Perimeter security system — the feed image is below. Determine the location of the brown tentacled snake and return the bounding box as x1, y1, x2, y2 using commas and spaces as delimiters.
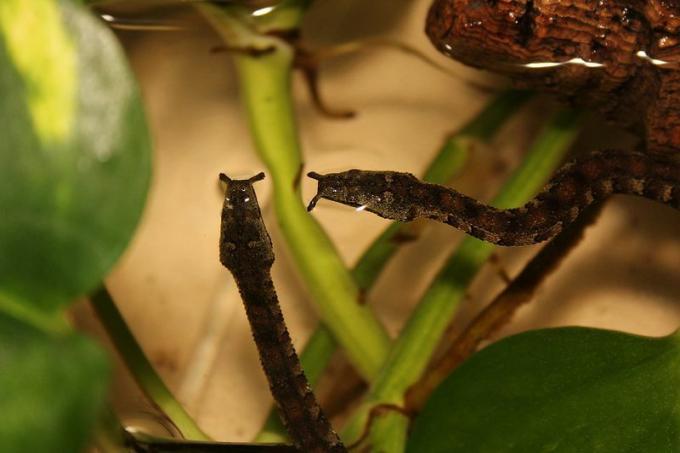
307, 150, 680, 246
219, 173, 346, 453
308, 0, 680, 246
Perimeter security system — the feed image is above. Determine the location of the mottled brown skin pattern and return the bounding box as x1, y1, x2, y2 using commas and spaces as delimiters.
426, 0, 680, 155
219, 173, 346, 453
308, 150, 680, 246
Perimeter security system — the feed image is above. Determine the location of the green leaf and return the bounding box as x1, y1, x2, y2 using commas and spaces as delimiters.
408, 327, 680, 453
0, 312, 110, 453
0, 0, 151, 317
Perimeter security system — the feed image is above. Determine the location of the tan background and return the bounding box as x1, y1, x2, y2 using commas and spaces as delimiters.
76, 0, 680, 442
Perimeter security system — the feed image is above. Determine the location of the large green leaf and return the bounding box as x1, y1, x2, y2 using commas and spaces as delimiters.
0, 0, 151, 318
0, 312, 110, 453
408, 327, 680, 452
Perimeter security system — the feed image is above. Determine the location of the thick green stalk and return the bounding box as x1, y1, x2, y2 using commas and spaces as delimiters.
91, 287, 210, 441
199, 4, 391, 380
343, 109, 584, 451
232, 52, 391, 379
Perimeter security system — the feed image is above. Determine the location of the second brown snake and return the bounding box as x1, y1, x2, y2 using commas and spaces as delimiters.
307, 150, 679, 246
219, 173, 346, 453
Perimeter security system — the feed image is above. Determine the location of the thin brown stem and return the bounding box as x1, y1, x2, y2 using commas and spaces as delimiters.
346, 404, 411, 451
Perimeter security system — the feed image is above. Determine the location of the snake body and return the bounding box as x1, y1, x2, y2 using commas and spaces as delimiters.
308, 150, 680, 246
219, 173, 346, 453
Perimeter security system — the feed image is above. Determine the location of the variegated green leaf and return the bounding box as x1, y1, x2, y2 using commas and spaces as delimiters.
0, 0, 151, 323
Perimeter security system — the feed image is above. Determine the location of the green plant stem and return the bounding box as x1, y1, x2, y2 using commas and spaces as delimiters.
0, 293, 70, 336
91, 287, 210, 441
343, 109, 584, 451
255, 90, 532, 441
199, 4, 391, 381
232, 51, 392, 378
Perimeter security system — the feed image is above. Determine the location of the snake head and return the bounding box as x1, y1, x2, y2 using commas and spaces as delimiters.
307, 170, 422, 222
306, 170, 387, 211
218, 172, 273, 271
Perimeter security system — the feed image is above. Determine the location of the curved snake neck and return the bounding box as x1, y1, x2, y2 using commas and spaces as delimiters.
308, 150, 680, 246
219, 173, 346, 453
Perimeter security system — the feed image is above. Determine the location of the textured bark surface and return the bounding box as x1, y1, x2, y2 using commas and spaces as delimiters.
426, 0, 680, 154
